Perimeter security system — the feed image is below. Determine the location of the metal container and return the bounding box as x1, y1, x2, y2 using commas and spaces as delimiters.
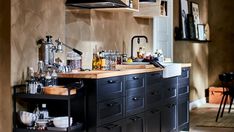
39, 36, 55, 65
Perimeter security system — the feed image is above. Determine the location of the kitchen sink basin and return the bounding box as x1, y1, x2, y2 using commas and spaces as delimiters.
160, 62, 182, 78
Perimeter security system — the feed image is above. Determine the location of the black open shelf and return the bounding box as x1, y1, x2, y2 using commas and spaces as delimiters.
15, 93, 80, 100
14, 123, 83, 132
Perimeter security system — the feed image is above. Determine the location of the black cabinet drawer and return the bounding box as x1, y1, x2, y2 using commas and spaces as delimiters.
125, 113, 144, 132
126, 92, 145, 116
98, 76, 124, 101
163, 77, 177, 99
178, 68, 190, 84
178, 83, 189, 95
146, 72, 162, 85
125, 74, 144, 90
98, 98, 124, 125
97, 119, 124, 132
146, 85, 162, 109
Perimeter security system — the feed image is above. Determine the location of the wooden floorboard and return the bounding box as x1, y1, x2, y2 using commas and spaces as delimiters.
190, 103, 234, 132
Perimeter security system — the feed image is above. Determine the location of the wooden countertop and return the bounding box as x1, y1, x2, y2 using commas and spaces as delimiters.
59, 63, 191, 79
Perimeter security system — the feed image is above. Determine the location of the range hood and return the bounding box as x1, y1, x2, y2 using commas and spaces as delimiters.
140, 0, 156, 2
66, 0, 128, 8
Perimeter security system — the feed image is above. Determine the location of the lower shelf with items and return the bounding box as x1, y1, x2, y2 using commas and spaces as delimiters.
13, 84, 85, 132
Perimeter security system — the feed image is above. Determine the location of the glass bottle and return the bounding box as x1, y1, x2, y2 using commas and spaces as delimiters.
33, 104, 40, 121
45, 71, 52, 86
26, 67, 37, 94
40, 104, 49, 119
51, 69, 57, 86
100, 51, 106, 70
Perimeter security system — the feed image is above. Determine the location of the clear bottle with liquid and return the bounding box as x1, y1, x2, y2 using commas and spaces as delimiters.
26, 67, 37, 94
51, 69, 57, 86
40, 104, 49, 119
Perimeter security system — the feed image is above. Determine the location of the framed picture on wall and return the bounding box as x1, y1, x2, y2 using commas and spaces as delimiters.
191, 2, 200, 39
187, 14, 196, 39
198, 24, 205, 40
180, 0, 189, 39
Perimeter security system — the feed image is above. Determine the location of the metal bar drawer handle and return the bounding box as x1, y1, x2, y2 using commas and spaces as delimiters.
167, 104, 175, 108
133, 76, 139, 80
106, 102, 118, 107
130, 116, 141, 122
104, 124, 119, 130
133, 97, 143, 101
107, 80, 116, 84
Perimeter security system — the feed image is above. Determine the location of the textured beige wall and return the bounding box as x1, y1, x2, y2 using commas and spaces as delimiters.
208, 0, 234, 86
0, 0, 11, 131
11, 0, 66, 85
66, 10, 153, 68
173, 0, 209, 102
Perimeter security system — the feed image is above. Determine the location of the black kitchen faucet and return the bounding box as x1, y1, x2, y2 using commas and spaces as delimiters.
131, 35, 148, 59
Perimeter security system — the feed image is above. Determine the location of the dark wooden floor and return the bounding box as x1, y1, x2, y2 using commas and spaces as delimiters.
190, 103, 234, 132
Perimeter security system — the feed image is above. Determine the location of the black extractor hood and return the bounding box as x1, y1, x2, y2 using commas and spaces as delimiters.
140, 0, 156, 2
66, 0, 128, 8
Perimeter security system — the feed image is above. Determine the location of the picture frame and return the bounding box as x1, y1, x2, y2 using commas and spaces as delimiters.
180, 0, 189, 39
197, 24, 205, 40
191, 2, 200, 39
187, 14, 196, 39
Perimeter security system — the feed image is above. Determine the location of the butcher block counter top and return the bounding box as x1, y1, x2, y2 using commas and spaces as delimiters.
59, 63, 191, 79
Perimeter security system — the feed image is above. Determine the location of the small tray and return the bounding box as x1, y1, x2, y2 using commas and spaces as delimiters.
43, 86, 76, 95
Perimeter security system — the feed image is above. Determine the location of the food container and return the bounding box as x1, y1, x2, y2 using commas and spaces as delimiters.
43, 86, 76, 95
67, 51, 82, 70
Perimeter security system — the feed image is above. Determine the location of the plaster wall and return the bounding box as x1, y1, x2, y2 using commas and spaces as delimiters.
0, 0, 11, 131
66, 10, 153, 69
208, 0, 234, 86
173, 0, 209, 102
11, 0, 66, 85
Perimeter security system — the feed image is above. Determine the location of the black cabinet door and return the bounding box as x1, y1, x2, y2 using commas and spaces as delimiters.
161, 99, 177, 132
97, 119, 124, 132
98, 98, 125, 125
125, 113, 144, 132
145, 108, 161, 132
146, 71, 163, 108
178, 94, 189, 131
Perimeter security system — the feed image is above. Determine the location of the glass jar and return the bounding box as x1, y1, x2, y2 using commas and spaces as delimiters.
67, 51, 82, 70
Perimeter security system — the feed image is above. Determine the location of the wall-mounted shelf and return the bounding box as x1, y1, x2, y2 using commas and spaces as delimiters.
134, 0, 168, 18
174, 38, 211, 43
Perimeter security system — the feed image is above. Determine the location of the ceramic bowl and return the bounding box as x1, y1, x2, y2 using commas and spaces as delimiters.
52, 116, 73, 128
19, 111, 37, 126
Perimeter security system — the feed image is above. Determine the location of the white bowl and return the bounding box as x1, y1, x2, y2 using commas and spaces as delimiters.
52, 116, 73, 128
19, 111, 37, 126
